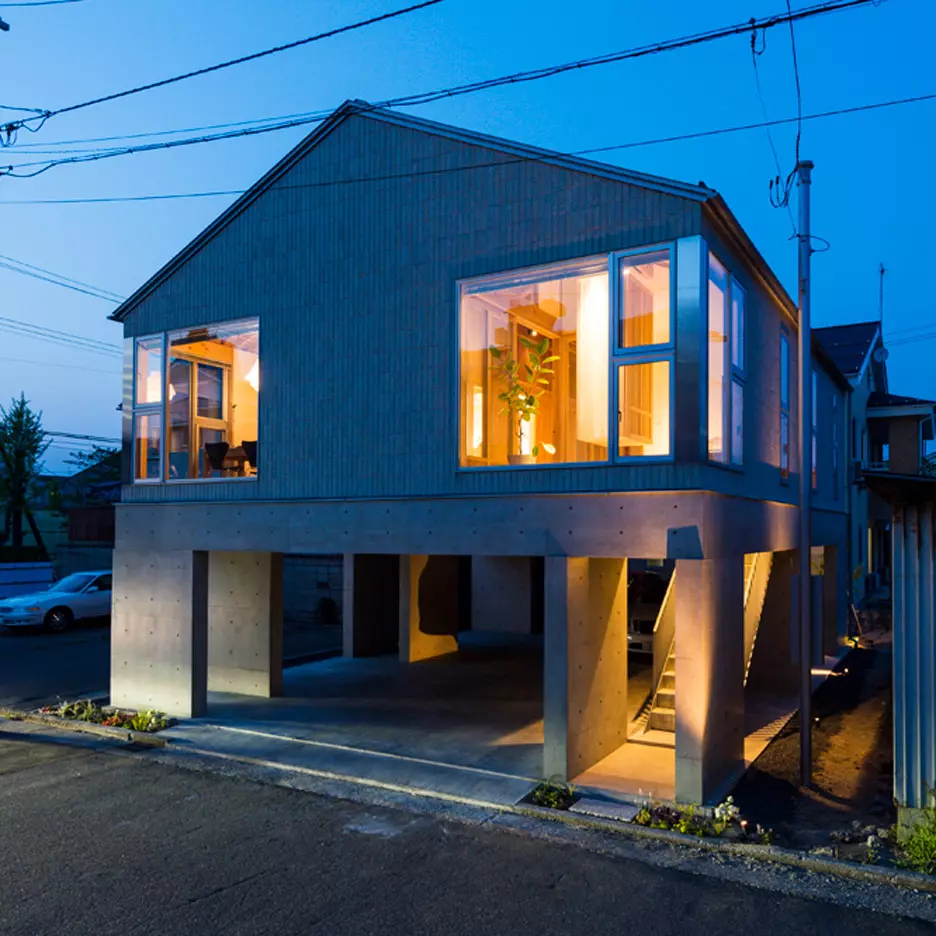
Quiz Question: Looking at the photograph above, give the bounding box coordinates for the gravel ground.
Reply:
[734,646,894,849]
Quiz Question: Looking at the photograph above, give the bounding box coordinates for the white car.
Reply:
[0,571,113,632]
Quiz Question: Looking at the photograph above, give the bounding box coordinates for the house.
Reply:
[108,100,854,806]
[814,321,892,604]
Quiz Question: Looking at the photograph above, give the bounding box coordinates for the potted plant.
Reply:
[489,334,559,465]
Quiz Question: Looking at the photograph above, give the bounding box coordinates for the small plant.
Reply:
[756,824,775,846]
[897,795,936,875]
[714,796,741,825]
[39,700,170,733]
[489,336,559,460]
[530,778,576,810]
[43,699,103,722]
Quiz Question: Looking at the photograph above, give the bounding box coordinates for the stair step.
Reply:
[649,708,676,732]
[654,688,675,708]
[659,672,675,691]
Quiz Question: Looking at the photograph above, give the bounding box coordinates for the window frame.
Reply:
[456,244,677,471]
[729,277,746,467]
[611,244,676,464]
[129,317,260,485]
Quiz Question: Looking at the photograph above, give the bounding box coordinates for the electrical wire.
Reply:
[0,354,119,374]
[1,0,444,139]
[0,252,125,300]
[0,0,881,149]
[0,1,84,6]
[0,316,122,356]
[1,87,932,202]
[46,430,120,443]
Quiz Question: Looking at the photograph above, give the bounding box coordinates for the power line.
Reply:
[0,316,122,356]
[1,0,444,138]
[47,430,120,443]
[0,252,125,300]
[0,353,119,374]
[0,0,881,153]
[1,87,932,203]
[0,1,84,6]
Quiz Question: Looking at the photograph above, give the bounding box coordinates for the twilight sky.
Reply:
[0,0,931,471]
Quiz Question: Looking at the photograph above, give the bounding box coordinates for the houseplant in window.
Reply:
[489,335,558,465]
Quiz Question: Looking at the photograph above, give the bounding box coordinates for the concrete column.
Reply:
[399,555,459,663]
[674,556,744,805]
[544,556,628,781]
[111,549,208,718]
[342,554,400,658]
[471,556,533,633]
[207,551,283,697]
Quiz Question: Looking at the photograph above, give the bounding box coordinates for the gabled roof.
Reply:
[869,391,936,408]
[814,321,881,378]
[108,97,835,382]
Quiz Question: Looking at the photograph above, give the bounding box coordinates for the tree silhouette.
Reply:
[0,394,50,554]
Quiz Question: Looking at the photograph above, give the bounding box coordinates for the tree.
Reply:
[64,445,121,492]
[0,393,50,552]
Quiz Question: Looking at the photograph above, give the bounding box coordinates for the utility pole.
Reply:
[878,262,886,327]
[797,159,814,788]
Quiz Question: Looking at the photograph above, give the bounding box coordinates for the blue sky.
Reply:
[0,0,931,471]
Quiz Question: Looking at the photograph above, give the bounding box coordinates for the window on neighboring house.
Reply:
[832,393,839,499]
[130,318,259,482]
[780,331,791,481]
[458,249,673,467]
[812,369,819,491]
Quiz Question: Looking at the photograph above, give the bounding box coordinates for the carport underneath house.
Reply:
[111,489,848,807]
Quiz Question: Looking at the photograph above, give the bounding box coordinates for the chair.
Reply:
[204,441,230,473]
[242,440,257,468]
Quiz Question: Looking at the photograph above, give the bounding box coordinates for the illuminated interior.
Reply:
[708,254,729,463]
[619,251,670,348]
[460,259,610,466]
[131,318,259,481]
[618,361,670,456]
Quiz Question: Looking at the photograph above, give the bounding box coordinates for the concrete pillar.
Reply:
[544,556,628,781]
[399,555,459,663]
[674,556,744,805]
[111,549,208,718]
[471,556,533,633]
[207,551,283,697]
[342,554,400,658]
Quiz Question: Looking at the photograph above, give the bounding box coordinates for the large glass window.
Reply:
[618,361,670,457]
[619,250,670,348]
[130,318,259,482]
[707,255,729,463]
[460,258,610,466]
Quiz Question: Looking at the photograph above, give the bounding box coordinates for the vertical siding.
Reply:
[123,112,702,503]
[893,501,936,809]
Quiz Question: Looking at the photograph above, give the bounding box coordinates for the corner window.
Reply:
[618,250,670,349]
[780,332,791,481]
[618,360,671,457]
[460,258,609,466]
[130,318,259,482]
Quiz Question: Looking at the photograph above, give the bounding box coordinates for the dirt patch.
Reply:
[734,646,894,849]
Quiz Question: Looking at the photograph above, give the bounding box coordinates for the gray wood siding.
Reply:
[123,112,702,503]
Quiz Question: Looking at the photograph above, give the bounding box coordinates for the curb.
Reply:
[512,803,936,894]
[0,709,169,748]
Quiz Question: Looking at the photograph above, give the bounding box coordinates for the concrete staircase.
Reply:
[648,640,676,732]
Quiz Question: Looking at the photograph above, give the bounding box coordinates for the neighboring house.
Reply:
[108,100,855,806]
[814,321,891,607]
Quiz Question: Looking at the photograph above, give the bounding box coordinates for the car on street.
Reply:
[0,571,113,632]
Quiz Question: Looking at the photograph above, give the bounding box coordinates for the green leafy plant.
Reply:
[898,795,936,874]
[489,336,559,459]
[40,700,170,733]
[530,777,576,810]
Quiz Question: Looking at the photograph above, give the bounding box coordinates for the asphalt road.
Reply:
[0,623,109,707]
[0,731,931,936]
[0,622,342,708]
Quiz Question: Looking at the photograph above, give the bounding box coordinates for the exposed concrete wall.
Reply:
[116,491,801,562]
[342,554,400,658]
[544,557,628,780]
[471,556,532,633]
[399,555,459,663]
[207,551,283,697]
[111,549,207,718]
[674,556,744,805]
[746,550,798,696]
